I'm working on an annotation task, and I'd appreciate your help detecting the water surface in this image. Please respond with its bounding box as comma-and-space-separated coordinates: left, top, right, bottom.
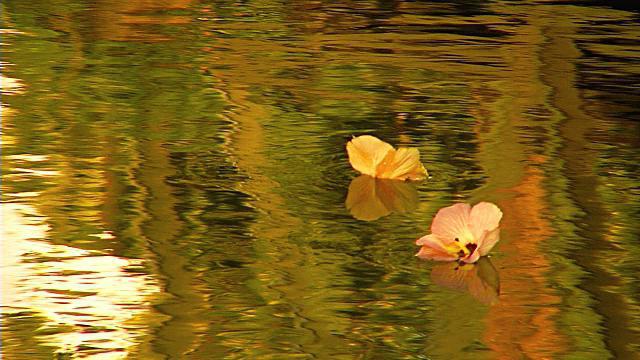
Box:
2, 1, 640, 359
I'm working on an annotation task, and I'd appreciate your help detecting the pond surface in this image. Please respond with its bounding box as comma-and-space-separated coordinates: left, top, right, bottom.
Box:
2, 1, 640, 359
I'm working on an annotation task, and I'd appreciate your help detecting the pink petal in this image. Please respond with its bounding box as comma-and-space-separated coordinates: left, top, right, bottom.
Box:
469, 202, 502, 241
415, 235, 459, 261
477, 227, 501, 256
416, 234, 444, 251
430, 203, 472, 241
415, 246, 458, 261
461, 249, 481, 264
415, 234, 446, 249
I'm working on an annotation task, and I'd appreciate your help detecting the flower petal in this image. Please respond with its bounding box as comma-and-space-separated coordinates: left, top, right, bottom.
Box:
415, 234, 459, 261
346, 135, 394, 177
478, 227, 501, 256
430, 203, 472, 242
469, 202, 503, 240
416, 234, 446, 249
461, 249, 481, 264
376, 147, 427, 180
416, 246, 459, 261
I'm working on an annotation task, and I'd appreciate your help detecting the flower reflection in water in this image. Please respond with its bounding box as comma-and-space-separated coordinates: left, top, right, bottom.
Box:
345, 175, 420, 221
430, 257, 500, 305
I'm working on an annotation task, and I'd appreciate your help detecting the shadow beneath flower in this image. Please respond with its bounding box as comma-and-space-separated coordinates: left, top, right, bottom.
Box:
345, 175, 419, 221
430, 257, 500, 305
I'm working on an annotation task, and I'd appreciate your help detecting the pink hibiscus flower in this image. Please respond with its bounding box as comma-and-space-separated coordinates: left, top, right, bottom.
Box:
416, 202, 503, 264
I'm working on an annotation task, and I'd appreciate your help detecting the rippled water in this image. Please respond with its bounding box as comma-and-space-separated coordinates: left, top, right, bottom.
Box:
2, 1, 639, 359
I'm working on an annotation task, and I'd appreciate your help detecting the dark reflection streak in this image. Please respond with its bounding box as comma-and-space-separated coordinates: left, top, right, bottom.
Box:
124, 40, 205, 359
544, 0, 640, 13
216, 84, 328, 357
541, 16, 639, 359
138, 119, 204, 358
77, 0, 208, 355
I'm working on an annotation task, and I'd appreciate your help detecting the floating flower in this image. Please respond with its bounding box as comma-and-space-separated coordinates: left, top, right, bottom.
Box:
430, 257, 500, 305
346, 135, 427, 181
345, 175, 419, 221
416, 202, 502, 263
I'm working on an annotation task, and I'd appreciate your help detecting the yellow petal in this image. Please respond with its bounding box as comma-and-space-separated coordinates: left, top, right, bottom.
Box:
376, 147, 428, 180
346, 135, 394, 177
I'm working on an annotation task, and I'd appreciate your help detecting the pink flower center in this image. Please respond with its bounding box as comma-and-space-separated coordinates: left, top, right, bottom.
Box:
465, 243, 478, 255
456, 242, 478, 259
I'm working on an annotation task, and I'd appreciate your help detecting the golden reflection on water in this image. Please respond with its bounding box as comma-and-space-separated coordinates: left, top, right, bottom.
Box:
0, 74, 24, 95
2, 202, 162, 359
2, 85, 164, 357
466, 8, 570, 357
345, 175, 419, 221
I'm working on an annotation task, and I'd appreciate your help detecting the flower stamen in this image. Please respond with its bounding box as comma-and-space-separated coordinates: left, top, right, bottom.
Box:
465, 243, 478, 255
